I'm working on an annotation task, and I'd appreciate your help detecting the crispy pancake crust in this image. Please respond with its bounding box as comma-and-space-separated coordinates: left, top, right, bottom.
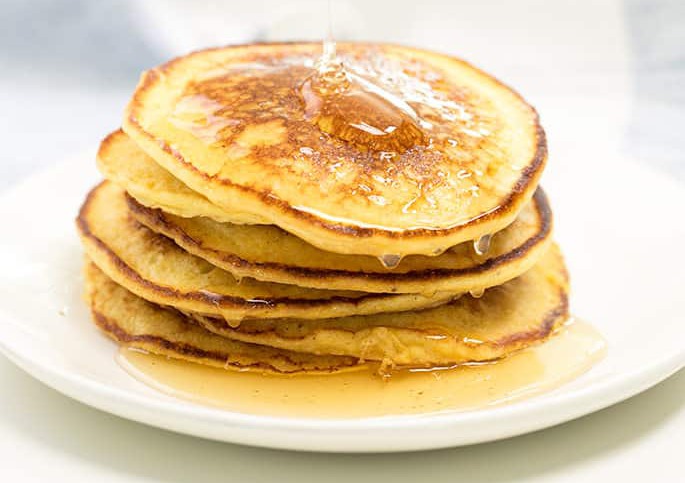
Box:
189, 246, 569, 366
84, 262, 361, 374
123, 42, 546, 257
76, 182, 460, 323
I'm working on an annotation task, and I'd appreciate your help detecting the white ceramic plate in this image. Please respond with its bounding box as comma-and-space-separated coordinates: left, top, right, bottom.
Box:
0, 154, 683, 453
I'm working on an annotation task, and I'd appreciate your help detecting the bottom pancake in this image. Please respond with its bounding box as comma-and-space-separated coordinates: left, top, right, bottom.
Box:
190, 245, 570, 367
84, 245, 569, 371
84, 262, 361, 374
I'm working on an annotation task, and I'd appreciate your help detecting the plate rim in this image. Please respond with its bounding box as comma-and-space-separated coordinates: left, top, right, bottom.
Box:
1, 305, 683, 452
0, 158, 684, 452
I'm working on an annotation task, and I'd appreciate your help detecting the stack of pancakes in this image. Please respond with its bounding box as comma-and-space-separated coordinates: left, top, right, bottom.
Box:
77, 43, 567, 374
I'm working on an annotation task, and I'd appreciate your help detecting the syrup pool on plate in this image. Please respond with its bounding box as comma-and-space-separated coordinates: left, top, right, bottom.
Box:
117, 320, 606, 418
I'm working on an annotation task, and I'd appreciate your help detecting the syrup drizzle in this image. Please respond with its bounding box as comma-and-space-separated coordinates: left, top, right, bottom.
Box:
298, 9, 427, 154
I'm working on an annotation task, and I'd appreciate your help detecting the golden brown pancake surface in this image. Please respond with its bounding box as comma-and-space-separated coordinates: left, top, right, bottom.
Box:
123, 42, 546, 257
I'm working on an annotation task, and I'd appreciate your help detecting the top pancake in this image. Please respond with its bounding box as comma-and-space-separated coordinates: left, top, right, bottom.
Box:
124, 42, 546, 257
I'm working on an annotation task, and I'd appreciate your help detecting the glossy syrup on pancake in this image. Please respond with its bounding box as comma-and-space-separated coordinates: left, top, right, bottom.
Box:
167, 41, 499, 265
304, 3, 425, 155
117, 319, 605, 418
126, 40, 544, 258
302, 36, 501, 271
300, 36, 426, 156
303, 37, 432, 267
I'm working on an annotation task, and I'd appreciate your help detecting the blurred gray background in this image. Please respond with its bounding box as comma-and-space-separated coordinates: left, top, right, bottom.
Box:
0, 2, 683, 481
0, 0, 683, 191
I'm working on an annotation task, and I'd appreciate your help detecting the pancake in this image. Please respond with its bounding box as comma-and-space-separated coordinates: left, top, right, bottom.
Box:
129, 189, 551, 294
84, 261, 360, 374
97, 130, 553, 293
77, 182, 459, 324
123, 42, 546, 257
97, 130, 240, 224
189, 245, 569, 366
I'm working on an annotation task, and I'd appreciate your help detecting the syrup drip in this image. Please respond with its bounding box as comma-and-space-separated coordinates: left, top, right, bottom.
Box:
469, 287, 485, 299
379, 254, 403, 269
473, 234, 492, 256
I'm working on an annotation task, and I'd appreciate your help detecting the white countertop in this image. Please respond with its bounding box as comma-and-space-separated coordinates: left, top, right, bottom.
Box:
1, 0, 682, 480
